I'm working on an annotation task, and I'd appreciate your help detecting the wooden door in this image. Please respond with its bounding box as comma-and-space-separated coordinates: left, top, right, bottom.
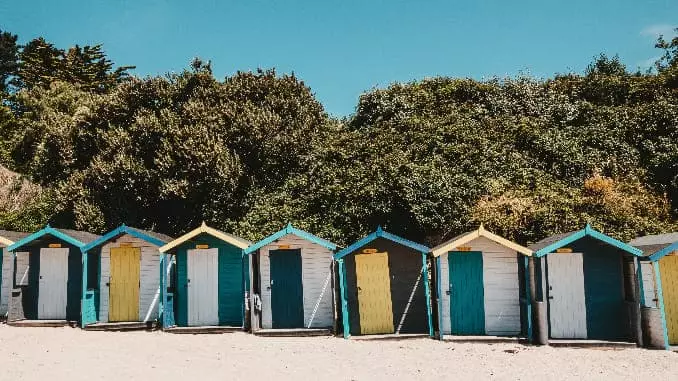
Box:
355, 252, 394, 334
547, 252, 587, 339
38, 248, 69, 319
659, 255, 678, 344
449, 251, 485, 335
270, 249, 304, 328
109, 247, 141, 322
187, 248, 219, 326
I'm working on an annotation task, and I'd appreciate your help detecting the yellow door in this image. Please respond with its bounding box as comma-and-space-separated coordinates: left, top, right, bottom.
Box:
355, 252, 394, 334
660, 255, 678, 344
109, 246, 141, 322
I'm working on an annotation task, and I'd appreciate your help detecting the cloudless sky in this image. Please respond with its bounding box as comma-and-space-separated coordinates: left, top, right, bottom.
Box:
2, 0, 677, 116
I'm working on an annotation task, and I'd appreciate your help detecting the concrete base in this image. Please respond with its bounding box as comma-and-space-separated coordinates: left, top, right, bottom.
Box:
164, 326, 243, 334
254, 328, 332, 337
7, 320, 76, 328
349, 333, 431, 341
84, 321, 158, 332
548, 339, 637, 349
442, 335, 527, 344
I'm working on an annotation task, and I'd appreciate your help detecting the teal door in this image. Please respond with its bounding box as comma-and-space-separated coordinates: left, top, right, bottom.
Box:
449, 251, 485, 335
270, 249, 304, 328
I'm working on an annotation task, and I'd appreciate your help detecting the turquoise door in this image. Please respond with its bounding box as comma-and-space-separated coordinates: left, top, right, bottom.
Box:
270, 249, 304, 328
449, 251, 485, 335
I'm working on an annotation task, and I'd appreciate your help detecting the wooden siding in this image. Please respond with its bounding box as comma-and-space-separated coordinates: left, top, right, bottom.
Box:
259, 234, 334, 329
641, 261, 657, 308
0, 249, 10, 316
439, 237, 521, 336
98, 234, 161, 323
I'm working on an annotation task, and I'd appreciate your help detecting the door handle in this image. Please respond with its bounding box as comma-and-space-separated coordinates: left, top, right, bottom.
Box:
548, 296, 554, 300
39, 276, 43, 280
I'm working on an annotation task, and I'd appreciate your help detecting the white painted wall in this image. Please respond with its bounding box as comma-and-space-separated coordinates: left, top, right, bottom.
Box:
99, 234, 161, 323
259, 234, 334, 329
439, 236, 522, 336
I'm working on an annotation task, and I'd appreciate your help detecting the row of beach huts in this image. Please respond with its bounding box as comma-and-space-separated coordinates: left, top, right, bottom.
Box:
0, 222, 677, 349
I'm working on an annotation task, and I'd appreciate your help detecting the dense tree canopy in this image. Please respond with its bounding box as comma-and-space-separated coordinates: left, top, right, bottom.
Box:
0, 29, 677, 246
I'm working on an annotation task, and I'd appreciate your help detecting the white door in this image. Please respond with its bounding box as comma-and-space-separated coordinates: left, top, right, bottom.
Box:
187, 248, 219, 326
38, 248, 69, 319
547, 252, 587, 339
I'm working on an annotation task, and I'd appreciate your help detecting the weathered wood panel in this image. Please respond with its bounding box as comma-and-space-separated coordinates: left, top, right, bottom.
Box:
641, 261, 657, 308
259, 234, 334, 329
439, 237, 521, 336
99, 234, 161, 323
1, 250, 12, 316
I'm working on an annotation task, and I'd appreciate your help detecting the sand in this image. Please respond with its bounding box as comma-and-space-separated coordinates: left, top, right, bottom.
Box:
0, 325, 676, 380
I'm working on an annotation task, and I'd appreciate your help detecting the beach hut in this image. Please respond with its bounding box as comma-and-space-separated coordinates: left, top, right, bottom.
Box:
1, 230, 29, 319
429, 225, 533, 339
6, 225, 99, 324
79, 225, 173, 329
244, 223, 337, 334
528, 224, 643, 344
159, 223, 250, 330
629, 233, 678, 349
334, 226, 432, 338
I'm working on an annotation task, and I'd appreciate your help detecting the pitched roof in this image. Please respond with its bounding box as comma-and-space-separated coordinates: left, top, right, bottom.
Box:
82, 224, 174, 252
7, 225, 101, 251
0, 230, 30, 247
529, 224, 642, 258
244, 223, 337, 255
159, 222, 251, 253
334, 226, 429, 260
430, 225, 532, 257
630, 232, 678, 261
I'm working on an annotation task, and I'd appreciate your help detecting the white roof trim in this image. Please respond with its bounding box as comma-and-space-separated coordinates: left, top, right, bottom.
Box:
430, 225, 532, 257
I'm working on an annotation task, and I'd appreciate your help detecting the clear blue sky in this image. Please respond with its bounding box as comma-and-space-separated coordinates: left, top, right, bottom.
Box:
2, 0, 677, 116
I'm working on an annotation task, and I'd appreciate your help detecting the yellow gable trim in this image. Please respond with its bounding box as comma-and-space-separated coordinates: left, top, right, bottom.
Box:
0, 236, 14, 247
430, 226, 532, 257
159, 222, 249, 253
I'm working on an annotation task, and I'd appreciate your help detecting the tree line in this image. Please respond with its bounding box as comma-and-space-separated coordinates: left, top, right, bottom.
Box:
0, 28, 677, 246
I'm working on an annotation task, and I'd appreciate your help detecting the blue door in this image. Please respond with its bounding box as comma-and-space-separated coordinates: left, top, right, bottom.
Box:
449, 251, 485, 335
270, 249, 304, 328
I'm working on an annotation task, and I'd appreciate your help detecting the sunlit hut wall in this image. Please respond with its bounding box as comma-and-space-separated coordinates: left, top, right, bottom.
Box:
80, 225, 173, 327
335, 227, 433, 338
630, 233, 678, 349
0, 230, 29, 318
6, 226, 100, 323
529, 224, 643, 344
429, 225, 533, 339
159, 223, 250, 329
244, 223, 337, 332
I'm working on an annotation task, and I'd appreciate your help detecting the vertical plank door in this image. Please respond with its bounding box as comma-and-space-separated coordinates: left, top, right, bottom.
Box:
448, 251, 485, 335
38, 248, 69, 319
187, 248, 219, 326
355, 252, 394, 334
659, 255, 678, 344
109, 247, 141, 322
270, 249, 304, 328
547, 252, 587, 339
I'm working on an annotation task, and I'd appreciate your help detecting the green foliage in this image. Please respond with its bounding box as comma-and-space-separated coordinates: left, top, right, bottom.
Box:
0, 30, 19, 93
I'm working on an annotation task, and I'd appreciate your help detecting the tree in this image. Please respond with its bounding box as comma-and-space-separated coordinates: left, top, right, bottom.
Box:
0, 30, 19, 93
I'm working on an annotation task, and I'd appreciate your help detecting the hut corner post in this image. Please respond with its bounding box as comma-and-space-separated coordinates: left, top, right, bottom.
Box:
435, 256, 444, 340
159, 253, 165, 326
337, 259, 350, 339
632, 257, 643, 347
523, 255, 533, 342
80, 249, 87, 328
653, 261, 671, 350
422, 252, 433, 338
530, 256, 548, 345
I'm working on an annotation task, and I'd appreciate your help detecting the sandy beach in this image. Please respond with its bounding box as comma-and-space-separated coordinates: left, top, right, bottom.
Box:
0, 325, 676, 380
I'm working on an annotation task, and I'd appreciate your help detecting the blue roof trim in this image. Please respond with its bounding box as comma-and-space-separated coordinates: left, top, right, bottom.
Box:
333, 226, 430, 260
243, 223, 337, 255
7, 225, 85, 251
649, 240, 678, 261
82, 224, 166, 252
535, 224, 643, 257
